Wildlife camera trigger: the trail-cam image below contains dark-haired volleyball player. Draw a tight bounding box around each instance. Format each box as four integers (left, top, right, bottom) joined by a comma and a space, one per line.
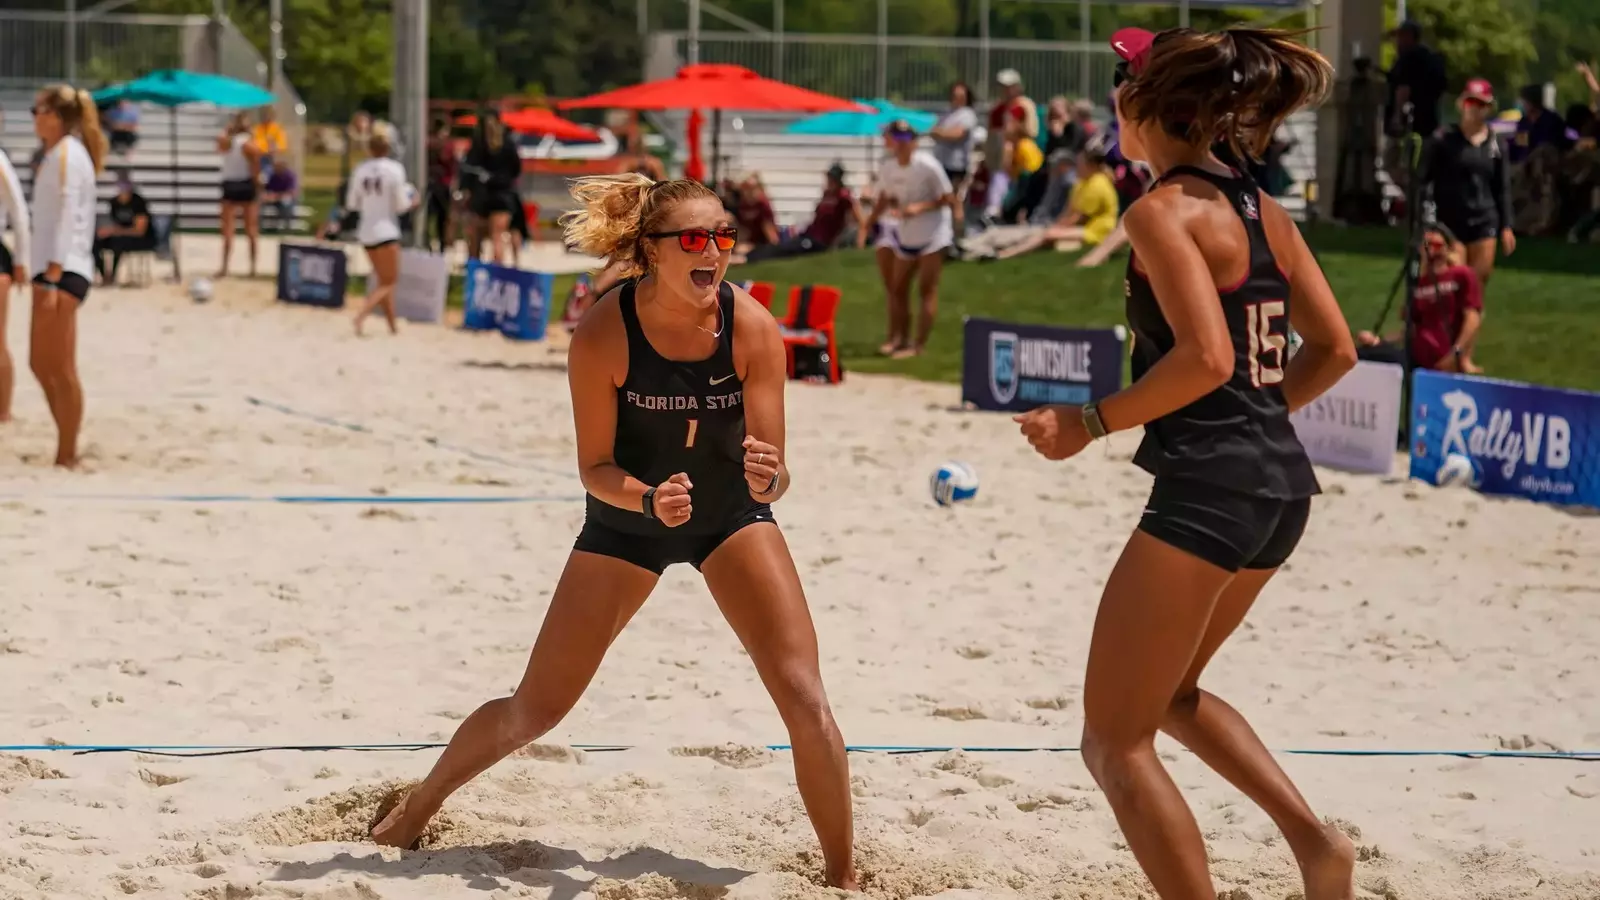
372, 172, 858, 891
1015, 27, 1359, 900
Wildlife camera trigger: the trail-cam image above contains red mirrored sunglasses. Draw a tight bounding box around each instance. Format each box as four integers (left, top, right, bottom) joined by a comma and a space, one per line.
648, 227, 738, 253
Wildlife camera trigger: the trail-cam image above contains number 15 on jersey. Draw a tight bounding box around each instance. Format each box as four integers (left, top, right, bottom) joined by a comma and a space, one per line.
1245, 300, 1287, 388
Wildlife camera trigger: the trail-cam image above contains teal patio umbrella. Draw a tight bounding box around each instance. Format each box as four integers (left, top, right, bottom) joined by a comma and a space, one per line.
93, 70, 278, 279
783, 99, 937, 137
784, 99, 939, 176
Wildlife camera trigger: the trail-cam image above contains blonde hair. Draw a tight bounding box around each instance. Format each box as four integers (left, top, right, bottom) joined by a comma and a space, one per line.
39, 83, 107, 173
560, 173, 719, 278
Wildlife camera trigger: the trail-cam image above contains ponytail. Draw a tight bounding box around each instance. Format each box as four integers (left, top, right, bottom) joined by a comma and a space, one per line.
559, 173, 718, 279
1116, 27, 1332, 161
74, 89, 107, 173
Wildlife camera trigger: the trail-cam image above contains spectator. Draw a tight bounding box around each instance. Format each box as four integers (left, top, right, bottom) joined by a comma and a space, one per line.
930, 82, 978, 227
252, 106, 289, 191
92, 172, 153, 286
1383, 19, 1446, 195
215, 112, 261, 278
734, 174, 779, 252
861, 119, 955, 359
743, 164, 863, 263
105, 99, 139, 155
1420, 78, 1514, 293
463, 109, 523, 266
982, 69, 1033, 223
0, 108, 28, 423
1000, 112, 1045, 223
261, 163, 299, 233
425, 117, 457, 254
1358, 227, 1483, 374
1568, 62, 1600, 243
969, 136, 1118, 261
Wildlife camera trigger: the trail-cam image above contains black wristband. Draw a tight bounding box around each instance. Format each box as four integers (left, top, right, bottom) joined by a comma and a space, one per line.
641, 486, 657, 519
755, 472, 779, 496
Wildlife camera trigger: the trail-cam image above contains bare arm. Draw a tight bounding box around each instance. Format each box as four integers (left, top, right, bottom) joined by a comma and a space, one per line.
734, 289, 792, 502
0, 154, 30, 276
569, 300, 655, 512
1263, 198, 1357, 411
1094, 196, 1235, 434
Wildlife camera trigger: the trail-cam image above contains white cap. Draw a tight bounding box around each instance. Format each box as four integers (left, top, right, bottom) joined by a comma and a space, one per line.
995, 68, 1022, 87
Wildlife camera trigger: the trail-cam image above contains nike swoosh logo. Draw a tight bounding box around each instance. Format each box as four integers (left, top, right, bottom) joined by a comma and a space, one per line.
1114, 41, 1127, 54
709, 374, 735, 386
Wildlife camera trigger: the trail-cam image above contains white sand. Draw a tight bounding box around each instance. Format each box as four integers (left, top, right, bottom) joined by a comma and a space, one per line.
2, 260, 1599, 900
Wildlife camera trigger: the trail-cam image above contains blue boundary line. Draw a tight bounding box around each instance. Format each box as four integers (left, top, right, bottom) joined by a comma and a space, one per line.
0, 493, 584, 504
3, 742, 1595, 761
244, 396, 576, 478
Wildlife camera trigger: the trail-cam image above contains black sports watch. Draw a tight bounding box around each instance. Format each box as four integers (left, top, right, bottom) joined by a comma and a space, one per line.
641, 486, 658, 519
1082, 402, 1109, 440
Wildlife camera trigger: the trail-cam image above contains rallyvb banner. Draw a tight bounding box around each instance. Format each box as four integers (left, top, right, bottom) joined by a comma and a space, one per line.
1290, 360, 1405, 476
1410, 369, 1598, 507
961, 317, 1124, 412
461, 259, 554, 341
277, 243, 348, 309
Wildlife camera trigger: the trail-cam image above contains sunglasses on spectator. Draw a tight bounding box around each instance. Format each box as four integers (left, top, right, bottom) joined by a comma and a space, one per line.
649, 227, 738, 253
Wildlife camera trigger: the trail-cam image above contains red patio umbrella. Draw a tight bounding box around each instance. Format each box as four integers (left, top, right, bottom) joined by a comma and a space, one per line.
456, 108, 600, 142
560, 64, 868, 181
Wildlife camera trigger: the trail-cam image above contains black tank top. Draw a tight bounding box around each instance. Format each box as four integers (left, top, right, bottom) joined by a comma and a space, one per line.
584, 280, 763, 535
1124, 165, 1319, 500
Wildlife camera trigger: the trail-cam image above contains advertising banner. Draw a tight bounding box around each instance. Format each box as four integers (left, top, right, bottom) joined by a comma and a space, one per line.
960, 317, 1123, 412
461, 259, 554, 341
1290, 360, 1405, 475
277, 243, 348, 309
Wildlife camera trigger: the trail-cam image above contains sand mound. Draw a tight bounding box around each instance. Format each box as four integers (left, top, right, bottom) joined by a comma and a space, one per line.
245, 780, 462, 849
590, 873, 731, 900
511, 743, 588, 764
775, 840, 1012, 899
0, 754, 66, 793
670, 744, 776, 770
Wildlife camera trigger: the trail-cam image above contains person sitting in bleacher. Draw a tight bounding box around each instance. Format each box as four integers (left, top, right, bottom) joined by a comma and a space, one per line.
739, 164, 864, 264
92, 172, 154, 286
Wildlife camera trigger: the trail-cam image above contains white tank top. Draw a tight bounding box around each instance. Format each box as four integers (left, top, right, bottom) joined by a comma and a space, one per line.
220, 133, 253, 181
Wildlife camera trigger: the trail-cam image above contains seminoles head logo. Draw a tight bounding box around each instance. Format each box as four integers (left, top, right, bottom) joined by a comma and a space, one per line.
1240, 193, 1260, 220
989, 330, 1019, 405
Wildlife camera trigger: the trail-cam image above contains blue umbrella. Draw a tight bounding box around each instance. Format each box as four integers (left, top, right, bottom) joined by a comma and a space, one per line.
92, 70, 278, 279
784, 99, 937, 137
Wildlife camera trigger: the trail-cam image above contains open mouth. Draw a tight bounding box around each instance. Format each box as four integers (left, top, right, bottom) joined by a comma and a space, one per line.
690, 267, 717, 289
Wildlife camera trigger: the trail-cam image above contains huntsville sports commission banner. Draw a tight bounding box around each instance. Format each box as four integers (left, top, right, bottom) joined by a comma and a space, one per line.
277, 243, 348, 309
961, 317, 1124, 412
461, 258, 554, 341
1411, 369, 1599, 507
1289, 360, 1405, 476
390, 248, 450, 324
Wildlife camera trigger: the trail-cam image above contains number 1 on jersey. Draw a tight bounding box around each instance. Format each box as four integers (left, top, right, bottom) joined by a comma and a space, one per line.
684, 418, 699, 448
1245, 300, 1287, 388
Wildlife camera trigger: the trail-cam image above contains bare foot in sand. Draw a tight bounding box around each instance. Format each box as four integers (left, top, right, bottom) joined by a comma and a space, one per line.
1297, 823, 1357, 900
830, 869, 861, 892
370, 790, 434, 850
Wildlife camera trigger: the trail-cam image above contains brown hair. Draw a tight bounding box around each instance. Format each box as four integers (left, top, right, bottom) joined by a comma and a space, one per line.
560, 173, 720, 278
38, 83, 107, 173
1117, 27, 1332, 161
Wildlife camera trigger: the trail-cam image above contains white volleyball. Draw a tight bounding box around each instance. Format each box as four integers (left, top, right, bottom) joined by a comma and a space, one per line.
1435, 452, 1478, 488
188, 277, 214, 304
930, 461, 979, 507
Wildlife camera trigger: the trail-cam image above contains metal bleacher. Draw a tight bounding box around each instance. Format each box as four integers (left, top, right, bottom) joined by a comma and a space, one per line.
1, 90, 311, 233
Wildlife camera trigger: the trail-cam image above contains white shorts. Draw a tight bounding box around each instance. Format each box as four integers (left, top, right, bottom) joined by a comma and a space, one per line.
873, 220, 900, 251
889, 231, 952, 260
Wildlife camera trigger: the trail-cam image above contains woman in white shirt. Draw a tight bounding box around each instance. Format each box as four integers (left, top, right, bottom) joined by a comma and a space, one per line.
860, 120, 955, 359
29, 83, 106, 468
216, 112, 262, 277
345, 128, 415, 336
929, 81, 978, 229
0, 108, 31, 424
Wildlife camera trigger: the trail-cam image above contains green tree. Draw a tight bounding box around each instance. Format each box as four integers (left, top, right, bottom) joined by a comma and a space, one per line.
1387, 0, 1536, 101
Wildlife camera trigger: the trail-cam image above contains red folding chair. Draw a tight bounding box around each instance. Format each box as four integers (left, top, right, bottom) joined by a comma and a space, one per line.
779, 285, 842, 383
744, 281, 777, 311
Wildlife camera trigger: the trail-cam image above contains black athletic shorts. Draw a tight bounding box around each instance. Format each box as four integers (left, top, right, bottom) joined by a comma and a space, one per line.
470, 189, 518, 219
0, 242, 12, 277
33, 271, 91, 303
573, 505, 775, 575
1437, 209, 1498, 245
221, 178, 258, 204
1137, 477, 1311, 573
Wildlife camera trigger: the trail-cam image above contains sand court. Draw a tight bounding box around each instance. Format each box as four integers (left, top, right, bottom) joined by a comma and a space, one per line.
2, 268, 1599, 899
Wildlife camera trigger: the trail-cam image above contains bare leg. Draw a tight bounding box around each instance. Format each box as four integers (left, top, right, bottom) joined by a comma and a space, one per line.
1161, 567, 1355, 900
490, 212, 512, 266
353, 244, 401, 336
1080, 530, 1232, 899
218, 203, 235, 277
993, 231, 1052, 260
245, 201, 261, 277
874, 245, 900, 353
899, 251, 944, 357
884, 254, 915, 355
371, 551, 657, 849
29, 286, 83, 468
1459, 238, 1496, 373
700, 524, 857, 890
0, 275, 13, 422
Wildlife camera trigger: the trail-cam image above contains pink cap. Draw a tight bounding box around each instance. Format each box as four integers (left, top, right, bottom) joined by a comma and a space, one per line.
1110, 27, 1157, 75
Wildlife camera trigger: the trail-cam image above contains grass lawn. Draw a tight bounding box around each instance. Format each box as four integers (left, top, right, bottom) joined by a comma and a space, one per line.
734, 225, 1600, 394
